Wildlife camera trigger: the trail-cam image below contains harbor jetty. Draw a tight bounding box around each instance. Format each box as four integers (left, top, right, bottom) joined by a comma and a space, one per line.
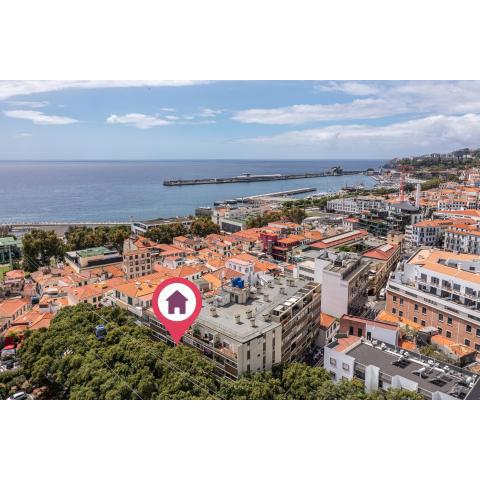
163, 166, 376, 186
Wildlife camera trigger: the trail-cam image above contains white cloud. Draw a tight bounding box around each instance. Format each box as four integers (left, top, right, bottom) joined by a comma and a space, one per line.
233, 98, 401, 124
0, 80, 209, 101
106, 113, 171, 129
7, 100, 49, 108
17, 132, 33, 137
241, 114, 480, 157
315, 81, 382, 96
107, 110, 218, 128
4, 109, 78, 125
160, 107, 177, 112
198, 108, 222, 117
234, 81, 480, 125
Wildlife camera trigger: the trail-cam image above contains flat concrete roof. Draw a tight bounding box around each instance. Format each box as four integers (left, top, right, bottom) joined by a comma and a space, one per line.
348, 342, 474, 398
198, 278, 319, 342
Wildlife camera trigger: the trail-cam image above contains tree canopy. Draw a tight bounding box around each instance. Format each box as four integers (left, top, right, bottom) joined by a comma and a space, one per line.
22, 229, 65, 272
65, 225, 131, 252
1, 305, 422, 400
144, 222, 187, 244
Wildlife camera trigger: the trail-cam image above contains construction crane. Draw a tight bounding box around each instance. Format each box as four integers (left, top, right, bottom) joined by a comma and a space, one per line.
399, 164, 413, 202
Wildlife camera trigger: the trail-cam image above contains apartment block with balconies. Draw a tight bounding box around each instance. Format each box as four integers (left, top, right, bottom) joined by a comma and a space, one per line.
386, 248, 480, 351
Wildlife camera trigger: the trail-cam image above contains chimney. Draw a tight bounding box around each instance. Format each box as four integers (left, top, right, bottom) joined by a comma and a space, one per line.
235, 314, 241, 324
246, 309, 253, 319
250, 317, 257, 328
210, 306, 218, 317
415, 183, 421, 208
263, 293, 270, 302
280, 286, 286, 295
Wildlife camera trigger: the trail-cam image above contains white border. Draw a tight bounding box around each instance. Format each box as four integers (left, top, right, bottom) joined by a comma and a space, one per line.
2, 0, 480, 477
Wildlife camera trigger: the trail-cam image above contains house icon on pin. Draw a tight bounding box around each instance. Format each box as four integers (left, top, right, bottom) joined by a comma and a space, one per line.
166, 290, 188, 315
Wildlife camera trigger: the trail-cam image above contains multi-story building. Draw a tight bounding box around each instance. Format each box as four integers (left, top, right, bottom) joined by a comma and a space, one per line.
65, 246, 123, 273
386, 248, 480, 352
362, 243, 401, 295
326, 196, 386, 215
0, 236, 23, 264
112, 275, 321, 379
444, 225, 480, 255
324, 336, 479, 400
405, 219, 459, 247
122, 238, 153, 280
316, 251, 371, 318
131, 217, 194, 235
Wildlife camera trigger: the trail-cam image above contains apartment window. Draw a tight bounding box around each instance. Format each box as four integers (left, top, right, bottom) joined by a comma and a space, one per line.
446, 331, 452, 338
438, 327, 442, 334
414, 304, 418, 311
399, 298, 404, 305
466, 325, 472, 333
447, 317, 452, 325
392, 307, 396, 314
421, 320, 426, 326
422, 307, 427, 315
399, 311, 403, 318
465, 339, 471, 347
476, 344, 480, 352
330, 358, 337, 367
476, 328, 480, 337
413, 316, 418, 323
438, 313, 443, 321
393, 295, 397, 303
342, 363, 349, 372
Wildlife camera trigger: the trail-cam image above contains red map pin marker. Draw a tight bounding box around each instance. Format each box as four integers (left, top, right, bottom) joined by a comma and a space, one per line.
152, 277, 202, 344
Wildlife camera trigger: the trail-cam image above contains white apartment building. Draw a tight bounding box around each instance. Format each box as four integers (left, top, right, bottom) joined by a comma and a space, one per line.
324, 337, 478, 400
314, 251, 371, 318
444, 227, 480, 255
326, 196, 386, 215
405, 219, 455, 247
114, 275, 321, 379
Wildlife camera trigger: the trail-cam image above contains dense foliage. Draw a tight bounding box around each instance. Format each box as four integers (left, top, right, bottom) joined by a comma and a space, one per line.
65, 225, 131, 252
1, 305, 422, 400
22, 229, 65, 272
246, 206, 307, 229
144, 222, 188, 244
189, 217, 220, 236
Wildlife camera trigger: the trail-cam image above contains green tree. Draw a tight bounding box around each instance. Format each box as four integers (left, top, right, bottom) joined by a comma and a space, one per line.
189, 217, 220, 237
65, 225, 130, 252
145, 223, 187, 244
22, 229, 65, 272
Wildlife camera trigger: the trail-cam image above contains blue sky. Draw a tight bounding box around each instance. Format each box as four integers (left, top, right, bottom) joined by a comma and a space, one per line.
1, 80, 480, 160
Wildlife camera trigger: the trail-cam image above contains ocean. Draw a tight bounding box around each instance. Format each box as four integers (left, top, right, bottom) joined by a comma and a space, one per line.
0, 159, 384, 222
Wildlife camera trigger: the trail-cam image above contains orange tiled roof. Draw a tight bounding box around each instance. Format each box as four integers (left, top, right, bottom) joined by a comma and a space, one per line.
0, 298, 28, 317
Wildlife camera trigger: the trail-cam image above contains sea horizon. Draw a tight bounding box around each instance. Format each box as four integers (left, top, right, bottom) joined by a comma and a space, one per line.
1, 159, 384, 223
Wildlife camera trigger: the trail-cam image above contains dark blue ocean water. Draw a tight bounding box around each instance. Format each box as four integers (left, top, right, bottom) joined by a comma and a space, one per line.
0, 159, 384, 222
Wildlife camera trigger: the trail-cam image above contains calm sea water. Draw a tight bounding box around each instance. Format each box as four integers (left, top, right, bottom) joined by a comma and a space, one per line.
0, 160, 383, 222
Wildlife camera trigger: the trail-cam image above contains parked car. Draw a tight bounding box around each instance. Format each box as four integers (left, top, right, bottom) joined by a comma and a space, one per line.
7, 391, 28, 400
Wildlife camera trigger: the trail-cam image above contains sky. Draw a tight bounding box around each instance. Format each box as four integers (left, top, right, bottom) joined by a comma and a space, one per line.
1, 80, 480, 161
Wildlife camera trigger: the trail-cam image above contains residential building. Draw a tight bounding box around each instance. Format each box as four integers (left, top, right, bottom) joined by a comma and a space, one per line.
444, 224, 480, 255
65, 246, 123, 273
0, 298, 30, 333
122, 238, 153, 280
113, 274, 321, 379
362, 243, 401, 295
324, 336, 478, 399
386, 248, 480, 351
405, 219, 462, 247
326, 196, 386, 214
317, 251, 371, 318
